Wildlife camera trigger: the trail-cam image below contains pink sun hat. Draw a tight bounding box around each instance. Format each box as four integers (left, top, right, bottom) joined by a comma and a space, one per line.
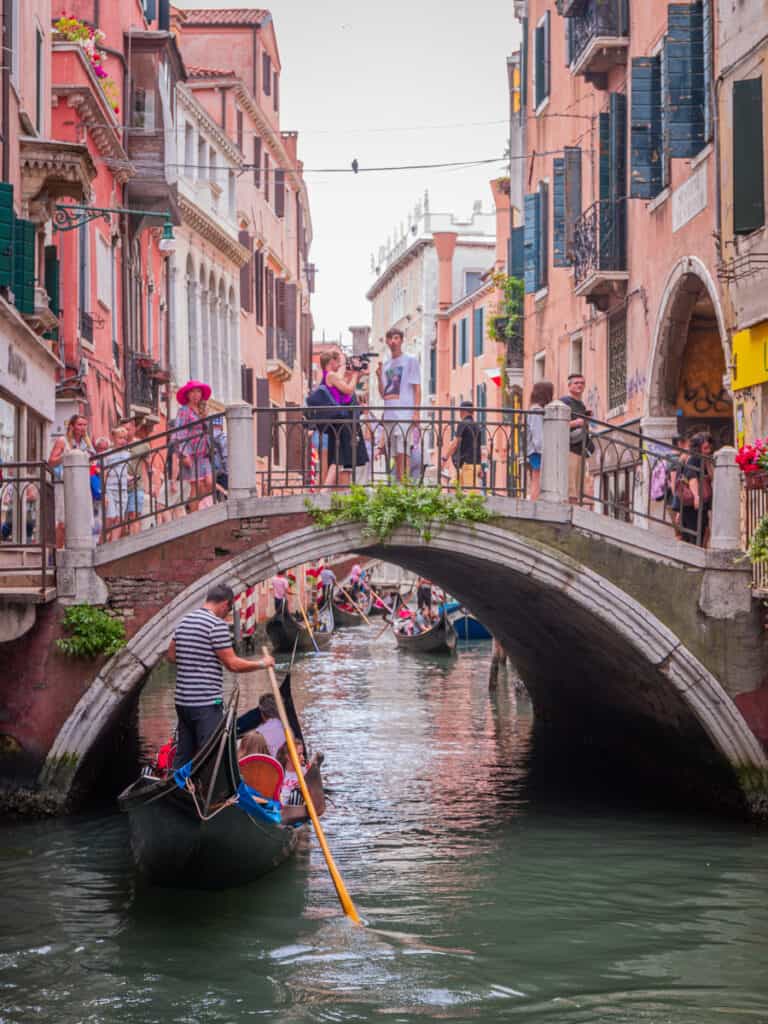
176, 379, 211, 406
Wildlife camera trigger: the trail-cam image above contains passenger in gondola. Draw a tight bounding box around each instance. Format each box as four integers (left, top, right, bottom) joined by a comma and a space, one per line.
238, 730, 269, 758
252, 693, 286, 757
349, 562, 362, 596
413, 609, 428, 633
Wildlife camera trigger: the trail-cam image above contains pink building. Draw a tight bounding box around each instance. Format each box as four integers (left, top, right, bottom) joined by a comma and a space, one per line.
517, 0, 730, 479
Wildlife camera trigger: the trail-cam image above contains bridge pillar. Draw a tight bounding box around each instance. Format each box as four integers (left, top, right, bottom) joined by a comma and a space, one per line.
57, 451, 108, 605
226, 402, 256, 499
711, 447, 742, 552
540, 401, 570, 504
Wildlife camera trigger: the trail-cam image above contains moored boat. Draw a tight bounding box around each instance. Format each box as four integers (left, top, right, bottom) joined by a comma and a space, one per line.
266, 596, 334, 653
118, 686, 326, 890
394, 612, 457, 654
439, 600, 491, 641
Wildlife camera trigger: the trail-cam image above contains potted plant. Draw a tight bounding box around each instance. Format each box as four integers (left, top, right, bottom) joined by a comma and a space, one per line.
736, 437, 768, 490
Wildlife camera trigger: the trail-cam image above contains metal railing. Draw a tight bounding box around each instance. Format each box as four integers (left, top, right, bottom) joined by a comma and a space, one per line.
0, 462, 56, 592
744, 472, 768, 592
79, 310, 94, 344
128, 352, 159, 410
575, 418, 714, 546
573, 199, 626, 288
570, 0, 629, 65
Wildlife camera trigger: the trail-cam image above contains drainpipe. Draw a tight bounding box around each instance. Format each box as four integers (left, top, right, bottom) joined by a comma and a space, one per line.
2, 0, 10, 182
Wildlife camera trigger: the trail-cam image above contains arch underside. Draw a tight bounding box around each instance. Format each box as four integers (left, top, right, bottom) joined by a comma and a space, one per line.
44, 521, 766, 814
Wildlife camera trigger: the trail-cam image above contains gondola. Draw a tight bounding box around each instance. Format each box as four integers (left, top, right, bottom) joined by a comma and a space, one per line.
332, 587, 373, 628
394, 612, 457, 654
118, 682, 326, 890
438, 600, 491, 641
266, 594, 334, 653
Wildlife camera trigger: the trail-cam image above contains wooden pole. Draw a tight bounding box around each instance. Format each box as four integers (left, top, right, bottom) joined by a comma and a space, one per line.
262, 648, 362, 925
295, 591, 320, 653
337, 585, 372, 625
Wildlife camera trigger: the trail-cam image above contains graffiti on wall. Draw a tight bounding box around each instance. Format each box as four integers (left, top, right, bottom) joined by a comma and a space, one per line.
682, 380, 732, 415
626, 370, 647, 402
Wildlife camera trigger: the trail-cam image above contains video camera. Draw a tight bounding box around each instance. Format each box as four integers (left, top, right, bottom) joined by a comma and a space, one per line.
348, 351, 378, 372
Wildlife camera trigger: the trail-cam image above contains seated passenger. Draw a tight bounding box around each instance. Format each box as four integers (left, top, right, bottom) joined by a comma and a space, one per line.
238, 730, 269, 759
253, 694, 286, 757
413, 610, 428, 632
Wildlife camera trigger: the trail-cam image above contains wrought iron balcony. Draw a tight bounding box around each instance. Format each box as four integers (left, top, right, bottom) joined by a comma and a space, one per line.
128, 352, 159, 410
493, 316, 524, 371
573, 199, 628, 310
79, 309, 94, 344
569, 0, 629, 83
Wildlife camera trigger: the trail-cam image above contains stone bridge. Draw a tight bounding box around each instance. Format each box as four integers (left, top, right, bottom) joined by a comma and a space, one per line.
1, 403, 766, 817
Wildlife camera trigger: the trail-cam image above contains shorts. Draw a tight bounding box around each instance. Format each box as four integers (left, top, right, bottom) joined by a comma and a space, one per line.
528, 453, 542, 471
383, 419, 413, 457
126, 489, 144, 515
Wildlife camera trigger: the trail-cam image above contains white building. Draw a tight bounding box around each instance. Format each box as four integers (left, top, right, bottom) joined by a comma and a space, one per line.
170, 84, 248, 405
366, 192, 496, 404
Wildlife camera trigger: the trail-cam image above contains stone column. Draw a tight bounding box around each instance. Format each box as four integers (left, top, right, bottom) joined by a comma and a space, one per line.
59, 450, 108, 605
539, 400, 571, 504
226, 402, 256, 500
710, 446, 742, 551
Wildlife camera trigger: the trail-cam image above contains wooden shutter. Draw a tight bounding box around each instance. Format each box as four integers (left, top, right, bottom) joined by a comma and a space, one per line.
702, 0, 713, 142
452, 323, 457, 368
630, 56, 663, 198
534, 21, 545, 108
537, 181, 548, 289
508, 224, 525, 279
13, 218, 35, 315
564, 146, 582, 261
275, 168, 285, 218
254, 249, 264, 325
273, 72, 279, 111
253, 138, 262, 187
473, 306, 484, 357
238, 230, 253, 312
255, 376, 271, 457
553, 157, 567, 267
599, 111, 611, 204
565, 15, 574, 67
666, 3, 705, 158
262, 53, 271, 95
543, 11, 550, 102
733, 78, 766, 235
236, 109, 243, 151
285, 283, 297, 365
523, 191, 541, 294
44, 244, 59, 316
264, 153, 270, 206
241, 364, 254, 404
0, 183, 15, 288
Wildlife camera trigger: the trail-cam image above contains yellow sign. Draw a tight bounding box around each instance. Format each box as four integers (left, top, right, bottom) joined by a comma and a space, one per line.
732, 321, 768, 390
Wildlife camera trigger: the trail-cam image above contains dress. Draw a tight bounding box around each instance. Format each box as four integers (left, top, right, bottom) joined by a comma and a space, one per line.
176, 405, 212, 482
104, 448, 130, 519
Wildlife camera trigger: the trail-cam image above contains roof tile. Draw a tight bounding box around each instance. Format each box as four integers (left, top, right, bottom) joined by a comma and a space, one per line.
186, 64, 236, 79
181, 8, 268, 26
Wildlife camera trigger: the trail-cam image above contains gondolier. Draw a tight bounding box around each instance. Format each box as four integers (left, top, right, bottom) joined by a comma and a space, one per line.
168, 582, 275, 767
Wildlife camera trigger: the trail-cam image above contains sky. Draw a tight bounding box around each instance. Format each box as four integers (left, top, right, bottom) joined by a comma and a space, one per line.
180, 1, 520, 346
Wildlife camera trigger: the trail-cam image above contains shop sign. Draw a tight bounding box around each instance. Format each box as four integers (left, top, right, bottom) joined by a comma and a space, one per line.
732, 320, 768, 390
672, 164, 708, 233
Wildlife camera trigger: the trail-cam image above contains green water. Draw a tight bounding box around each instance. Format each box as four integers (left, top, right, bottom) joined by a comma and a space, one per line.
1, 626, 768, 1023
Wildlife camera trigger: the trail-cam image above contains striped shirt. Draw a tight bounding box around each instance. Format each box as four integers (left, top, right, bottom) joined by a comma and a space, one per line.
174, 608, 232, 707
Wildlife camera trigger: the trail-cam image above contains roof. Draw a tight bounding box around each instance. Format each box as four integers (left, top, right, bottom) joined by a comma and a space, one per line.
186, 65, 236, 79
180, 8, 269, 26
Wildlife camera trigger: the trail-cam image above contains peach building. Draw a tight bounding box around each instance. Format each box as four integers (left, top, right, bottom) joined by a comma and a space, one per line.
516, 0, 730, 485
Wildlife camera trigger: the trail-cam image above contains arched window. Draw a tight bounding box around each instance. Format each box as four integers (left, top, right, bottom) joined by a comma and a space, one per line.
186, 256, 198, 381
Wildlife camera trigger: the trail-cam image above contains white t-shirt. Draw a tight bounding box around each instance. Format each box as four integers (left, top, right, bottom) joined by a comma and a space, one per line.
380, 354, 420, 419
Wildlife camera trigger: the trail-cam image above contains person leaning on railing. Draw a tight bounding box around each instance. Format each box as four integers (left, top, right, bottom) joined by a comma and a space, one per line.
559, 373, 594, 503
175, 379, 213, 511
678, 432, 714, 547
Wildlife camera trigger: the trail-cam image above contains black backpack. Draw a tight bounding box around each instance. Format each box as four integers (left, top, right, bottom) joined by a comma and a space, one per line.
304, 384, 352, 425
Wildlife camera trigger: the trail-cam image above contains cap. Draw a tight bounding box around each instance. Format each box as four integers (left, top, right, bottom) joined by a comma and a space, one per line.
459, 400, 473, 409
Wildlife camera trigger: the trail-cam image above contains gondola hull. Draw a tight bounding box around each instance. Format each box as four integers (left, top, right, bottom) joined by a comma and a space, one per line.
395, 614, 457, 654
450, 614, 492, 641
333, 591, 372, 628
266, 601, 334, 653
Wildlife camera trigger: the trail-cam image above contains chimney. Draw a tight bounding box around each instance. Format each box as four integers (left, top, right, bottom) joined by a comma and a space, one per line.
349, 325, 371, 356
490, 177, 512, 269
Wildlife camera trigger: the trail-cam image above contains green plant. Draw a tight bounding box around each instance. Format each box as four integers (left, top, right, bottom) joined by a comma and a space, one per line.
746, 514, 768, 564
487, 270, 524, 344
56, 605, 127, 659
305, 483, 490, 543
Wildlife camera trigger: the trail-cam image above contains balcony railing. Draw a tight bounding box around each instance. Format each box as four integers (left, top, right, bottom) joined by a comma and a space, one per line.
128, 352, 159, 411
745, 472, 768, 593
0, 462, 56, 595
573, 199, 627, 297
569, 0, 629, 77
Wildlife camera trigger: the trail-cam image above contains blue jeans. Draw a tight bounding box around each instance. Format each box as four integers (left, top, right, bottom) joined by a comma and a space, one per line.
174, 703, 223, 767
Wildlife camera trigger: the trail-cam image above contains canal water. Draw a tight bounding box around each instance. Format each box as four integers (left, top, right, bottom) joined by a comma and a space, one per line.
2, 625, 768, 1023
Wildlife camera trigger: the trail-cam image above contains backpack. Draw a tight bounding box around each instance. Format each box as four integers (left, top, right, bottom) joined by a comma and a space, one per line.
304, 384, 352, 425
650, 458, 668, 501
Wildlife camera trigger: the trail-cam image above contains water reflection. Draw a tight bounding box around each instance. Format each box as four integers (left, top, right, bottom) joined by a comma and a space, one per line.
1, 625, 767, 1023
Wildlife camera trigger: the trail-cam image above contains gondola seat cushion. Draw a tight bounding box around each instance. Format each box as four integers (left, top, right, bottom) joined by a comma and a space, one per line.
238, 754, 284, 801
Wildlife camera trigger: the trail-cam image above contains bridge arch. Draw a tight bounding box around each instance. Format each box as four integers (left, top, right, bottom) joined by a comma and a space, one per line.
41, 518, 766, 813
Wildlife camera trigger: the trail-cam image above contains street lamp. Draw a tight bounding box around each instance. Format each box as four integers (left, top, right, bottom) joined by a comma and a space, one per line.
53, 204, 175, 247
158, 218, 176, 254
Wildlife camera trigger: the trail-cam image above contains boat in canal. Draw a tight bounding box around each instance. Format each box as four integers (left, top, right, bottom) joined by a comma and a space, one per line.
395, 612, 457, 654
266, 594, 334, 652
118, 682, 325, 890
333, 587, 373, 627
440, 600, 492, 641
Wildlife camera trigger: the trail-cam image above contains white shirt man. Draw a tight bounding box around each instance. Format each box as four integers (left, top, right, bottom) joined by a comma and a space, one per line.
377, 328, 421, 480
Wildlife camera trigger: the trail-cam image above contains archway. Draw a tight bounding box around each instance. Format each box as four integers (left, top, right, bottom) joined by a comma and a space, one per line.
647, 258, 733, 445
41, 520, 765, 813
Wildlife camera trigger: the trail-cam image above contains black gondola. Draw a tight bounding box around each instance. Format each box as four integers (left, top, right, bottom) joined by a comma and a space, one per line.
118, 685, 325, 889
266, 595, 334, 653
394, 612, 457, 654
333, 588, 373, 627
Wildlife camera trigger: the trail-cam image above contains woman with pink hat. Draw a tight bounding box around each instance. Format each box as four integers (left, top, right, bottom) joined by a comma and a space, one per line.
175, 379, 213, 511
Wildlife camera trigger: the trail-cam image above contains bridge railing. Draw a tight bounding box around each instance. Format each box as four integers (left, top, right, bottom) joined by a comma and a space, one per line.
0, 461, 56, 592
744, 472, 768, 592
575, 418, 714, 546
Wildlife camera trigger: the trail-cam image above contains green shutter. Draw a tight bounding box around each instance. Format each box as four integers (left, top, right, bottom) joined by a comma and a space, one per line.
0, 183, 14, 288
553, 157, 568, 267
534, 20, 546, 108
509, 225, 525, 280
599, 111, 611, 204
44, 244, 60, 317
609, 93, 627, 270
733, 78, 765, 235
666, 3, 705, 158
630, 56, 663, 199
524, 192, 541, 294
13, 218, 35, 316
538, 180, 549, 289
473, 306, 484, 357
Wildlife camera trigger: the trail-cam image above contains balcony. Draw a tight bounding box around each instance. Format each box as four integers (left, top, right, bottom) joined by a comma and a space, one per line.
557, 0, 588, 14
266, 326, 296, 381
569, 0, 629, 85
128, 352, 160, 411
573, 199, 628, 310
79, 310, 94, 344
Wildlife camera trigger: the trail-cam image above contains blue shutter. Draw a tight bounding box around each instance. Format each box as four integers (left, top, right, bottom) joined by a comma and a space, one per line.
564, 146, 582, 262
143, 0, 157, 19
609, 92, 627, 270
534, 16, 550, 108
553, 158, 567, 267
509, 225, 525, 280
473, 306, 484, 357
460, 317, 468, 364
524, 192, 541, 294
0, 183, 14, 288
538, 181, 549, 288
702, 0, 713, 142
630, 57, 663, 198
666, 3, 705, 158
13, 218, 35, 316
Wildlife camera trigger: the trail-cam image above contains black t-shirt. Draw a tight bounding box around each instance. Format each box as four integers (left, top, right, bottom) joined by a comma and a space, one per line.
560, 395, 592, 454
457, 418, 482, 465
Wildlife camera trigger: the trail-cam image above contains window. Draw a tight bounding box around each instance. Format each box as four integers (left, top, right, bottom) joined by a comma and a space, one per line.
473, 306, 484, 357
236, 108, 243, 151
239, 231, 253, 313
464, 270, 483, 295
608, 311, 627, 411
569, 335, 583, 378
262, 53, 272, 96
10, 0, 19, 87
274, 168, 285, 218
534, 11, 550, 110
184, 122, 195, 176
96, 234, 111, 309
733, 78, 765, 235
264, 153, 270, 206
665, 3, 706, 158
197, 135, 207, 179
553, 146, 581, 267
254, 249, 264, 325
253, 137, 262, 187
533, 350, 546, 382
35, 27, 43, 133
133, 87, 155, 130
459, 317, 469, 365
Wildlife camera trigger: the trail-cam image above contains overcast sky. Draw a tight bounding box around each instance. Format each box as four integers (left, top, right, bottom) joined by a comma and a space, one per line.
180, 1, 520, 346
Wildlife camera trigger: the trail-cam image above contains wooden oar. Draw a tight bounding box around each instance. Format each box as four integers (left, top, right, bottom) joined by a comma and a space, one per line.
262, 648, 362, 925
337, 585, 372, 625
295, 592, 320, 653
